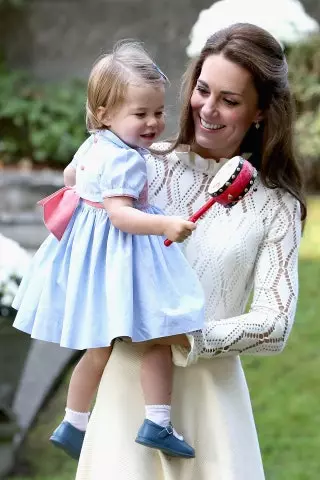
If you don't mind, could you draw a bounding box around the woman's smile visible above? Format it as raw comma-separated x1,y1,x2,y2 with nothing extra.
199,117,226,131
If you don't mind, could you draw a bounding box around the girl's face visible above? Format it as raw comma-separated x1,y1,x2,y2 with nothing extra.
104,84,165,149
190,53,263,159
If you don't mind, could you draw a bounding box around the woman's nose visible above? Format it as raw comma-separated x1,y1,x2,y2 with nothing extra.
202,98,218,117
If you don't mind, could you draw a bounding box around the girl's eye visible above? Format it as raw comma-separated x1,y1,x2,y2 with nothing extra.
224,99,238,106
155,111,164,118
135,113,145,118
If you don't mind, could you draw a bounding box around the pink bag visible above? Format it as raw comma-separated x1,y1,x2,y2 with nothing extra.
37,187,81,240
38,186,105,240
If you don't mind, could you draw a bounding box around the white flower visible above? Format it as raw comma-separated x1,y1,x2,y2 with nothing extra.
0,268,11,284
0,234,30,307
0,233,30,279
187,0,319,57
1,293,14,307
6,280,20,296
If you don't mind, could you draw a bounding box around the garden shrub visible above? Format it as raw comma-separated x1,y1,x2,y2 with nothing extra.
287,34,320,191
0,60,87,168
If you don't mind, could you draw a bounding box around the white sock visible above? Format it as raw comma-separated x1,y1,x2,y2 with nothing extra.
64,408,90,431
145,405,183,440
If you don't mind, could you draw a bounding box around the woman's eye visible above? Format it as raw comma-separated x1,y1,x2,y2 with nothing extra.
224,99,238,106
196,85,209,95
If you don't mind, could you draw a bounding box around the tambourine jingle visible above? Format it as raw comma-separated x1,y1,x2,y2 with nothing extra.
208,157,257,207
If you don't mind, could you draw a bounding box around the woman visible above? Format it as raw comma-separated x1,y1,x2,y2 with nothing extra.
76,23,305,479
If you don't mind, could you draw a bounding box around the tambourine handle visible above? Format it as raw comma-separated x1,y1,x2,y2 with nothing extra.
188,197,217,222
164,238,174,247
164,157,257,247
164,197,217,246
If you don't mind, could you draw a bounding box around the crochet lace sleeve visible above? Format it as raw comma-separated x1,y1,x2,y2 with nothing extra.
172,193,302,367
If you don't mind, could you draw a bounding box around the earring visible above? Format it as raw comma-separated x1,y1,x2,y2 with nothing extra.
255,121,260,130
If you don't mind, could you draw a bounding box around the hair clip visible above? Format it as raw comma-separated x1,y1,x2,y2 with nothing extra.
152,62,169,82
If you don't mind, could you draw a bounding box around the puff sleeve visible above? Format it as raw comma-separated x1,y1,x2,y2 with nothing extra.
100,148,147,199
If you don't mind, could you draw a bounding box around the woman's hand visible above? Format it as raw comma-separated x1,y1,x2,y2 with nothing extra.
163,217,196,243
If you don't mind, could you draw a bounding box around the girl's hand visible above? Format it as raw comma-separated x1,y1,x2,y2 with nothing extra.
163,217,196,243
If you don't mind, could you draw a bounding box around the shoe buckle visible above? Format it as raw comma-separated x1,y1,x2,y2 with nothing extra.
158,424,174,439
165,425,173,435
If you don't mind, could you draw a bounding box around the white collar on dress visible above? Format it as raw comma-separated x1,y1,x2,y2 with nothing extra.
174,144,251,176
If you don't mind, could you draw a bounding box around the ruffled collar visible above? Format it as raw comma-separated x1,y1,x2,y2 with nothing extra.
175,144,251,176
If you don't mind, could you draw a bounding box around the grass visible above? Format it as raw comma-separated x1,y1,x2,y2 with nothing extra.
9,197,320,480
243,257,320,480
243,196,320,479
9,370,77,480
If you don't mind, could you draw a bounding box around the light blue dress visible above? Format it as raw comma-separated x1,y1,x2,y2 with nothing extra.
12,130,204,350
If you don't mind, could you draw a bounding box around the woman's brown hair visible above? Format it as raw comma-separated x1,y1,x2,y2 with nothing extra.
168,23,307,220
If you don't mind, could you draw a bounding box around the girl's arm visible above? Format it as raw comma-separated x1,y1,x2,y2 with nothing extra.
64,165,76,187
170,193,302,366
64,135,93,186
103,196,196,241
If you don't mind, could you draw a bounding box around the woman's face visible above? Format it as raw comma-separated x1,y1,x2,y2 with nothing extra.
190,53,262,159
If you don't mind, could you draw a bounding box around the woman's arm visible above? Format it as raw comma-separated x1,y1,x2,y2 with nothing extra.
171,193,302,366
103,196,196,241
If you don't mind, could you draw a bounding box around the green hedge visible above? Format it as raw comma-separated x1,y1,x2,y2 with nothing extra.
0,34,319,189
287,34,320,192
0,61,87,167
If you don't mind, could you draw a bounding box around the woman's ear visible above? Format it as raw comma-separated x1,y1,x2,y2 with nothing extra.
96,106,111,127
254,110,264,124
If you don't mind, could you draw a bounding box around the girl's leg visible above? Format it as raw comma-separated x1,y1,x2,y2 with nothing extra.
64,347,112,430
140,344,182,440
50,346,112,459
141,344,172,405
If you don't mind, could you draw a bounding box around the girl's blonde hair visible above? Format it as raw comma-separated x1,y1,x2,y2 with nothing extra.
86,41,168,131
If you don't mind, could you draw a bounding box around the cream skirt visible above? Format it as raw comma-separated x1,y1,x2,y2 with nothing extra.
76,341,265,480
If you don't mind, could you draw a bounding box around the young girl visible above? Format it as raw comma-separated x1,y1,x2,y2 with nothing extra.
12,42,204,460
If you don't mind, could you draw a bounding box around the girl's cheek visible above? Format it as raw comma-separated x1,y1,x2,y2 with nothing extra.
156,121,165,137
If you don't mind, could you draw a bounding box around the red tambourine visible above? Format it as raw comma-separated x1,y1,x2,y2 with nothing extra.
164,156,257,246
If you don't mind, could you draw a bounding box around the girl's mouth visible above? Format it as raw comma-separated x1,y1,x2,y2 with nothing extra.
141,133,156,139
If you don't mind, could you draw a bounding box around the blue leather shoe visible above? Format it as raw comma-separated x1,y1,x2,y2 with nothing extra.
135,419,195,458
50,421,85,460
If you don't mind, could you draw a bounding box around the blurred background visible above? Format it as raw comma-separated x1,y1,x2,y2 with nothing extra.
0,0,319,478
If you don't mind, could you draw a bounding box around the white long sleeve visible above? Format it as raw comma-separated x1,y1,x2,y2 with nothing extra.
174,193,301,366
145,144,302,367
